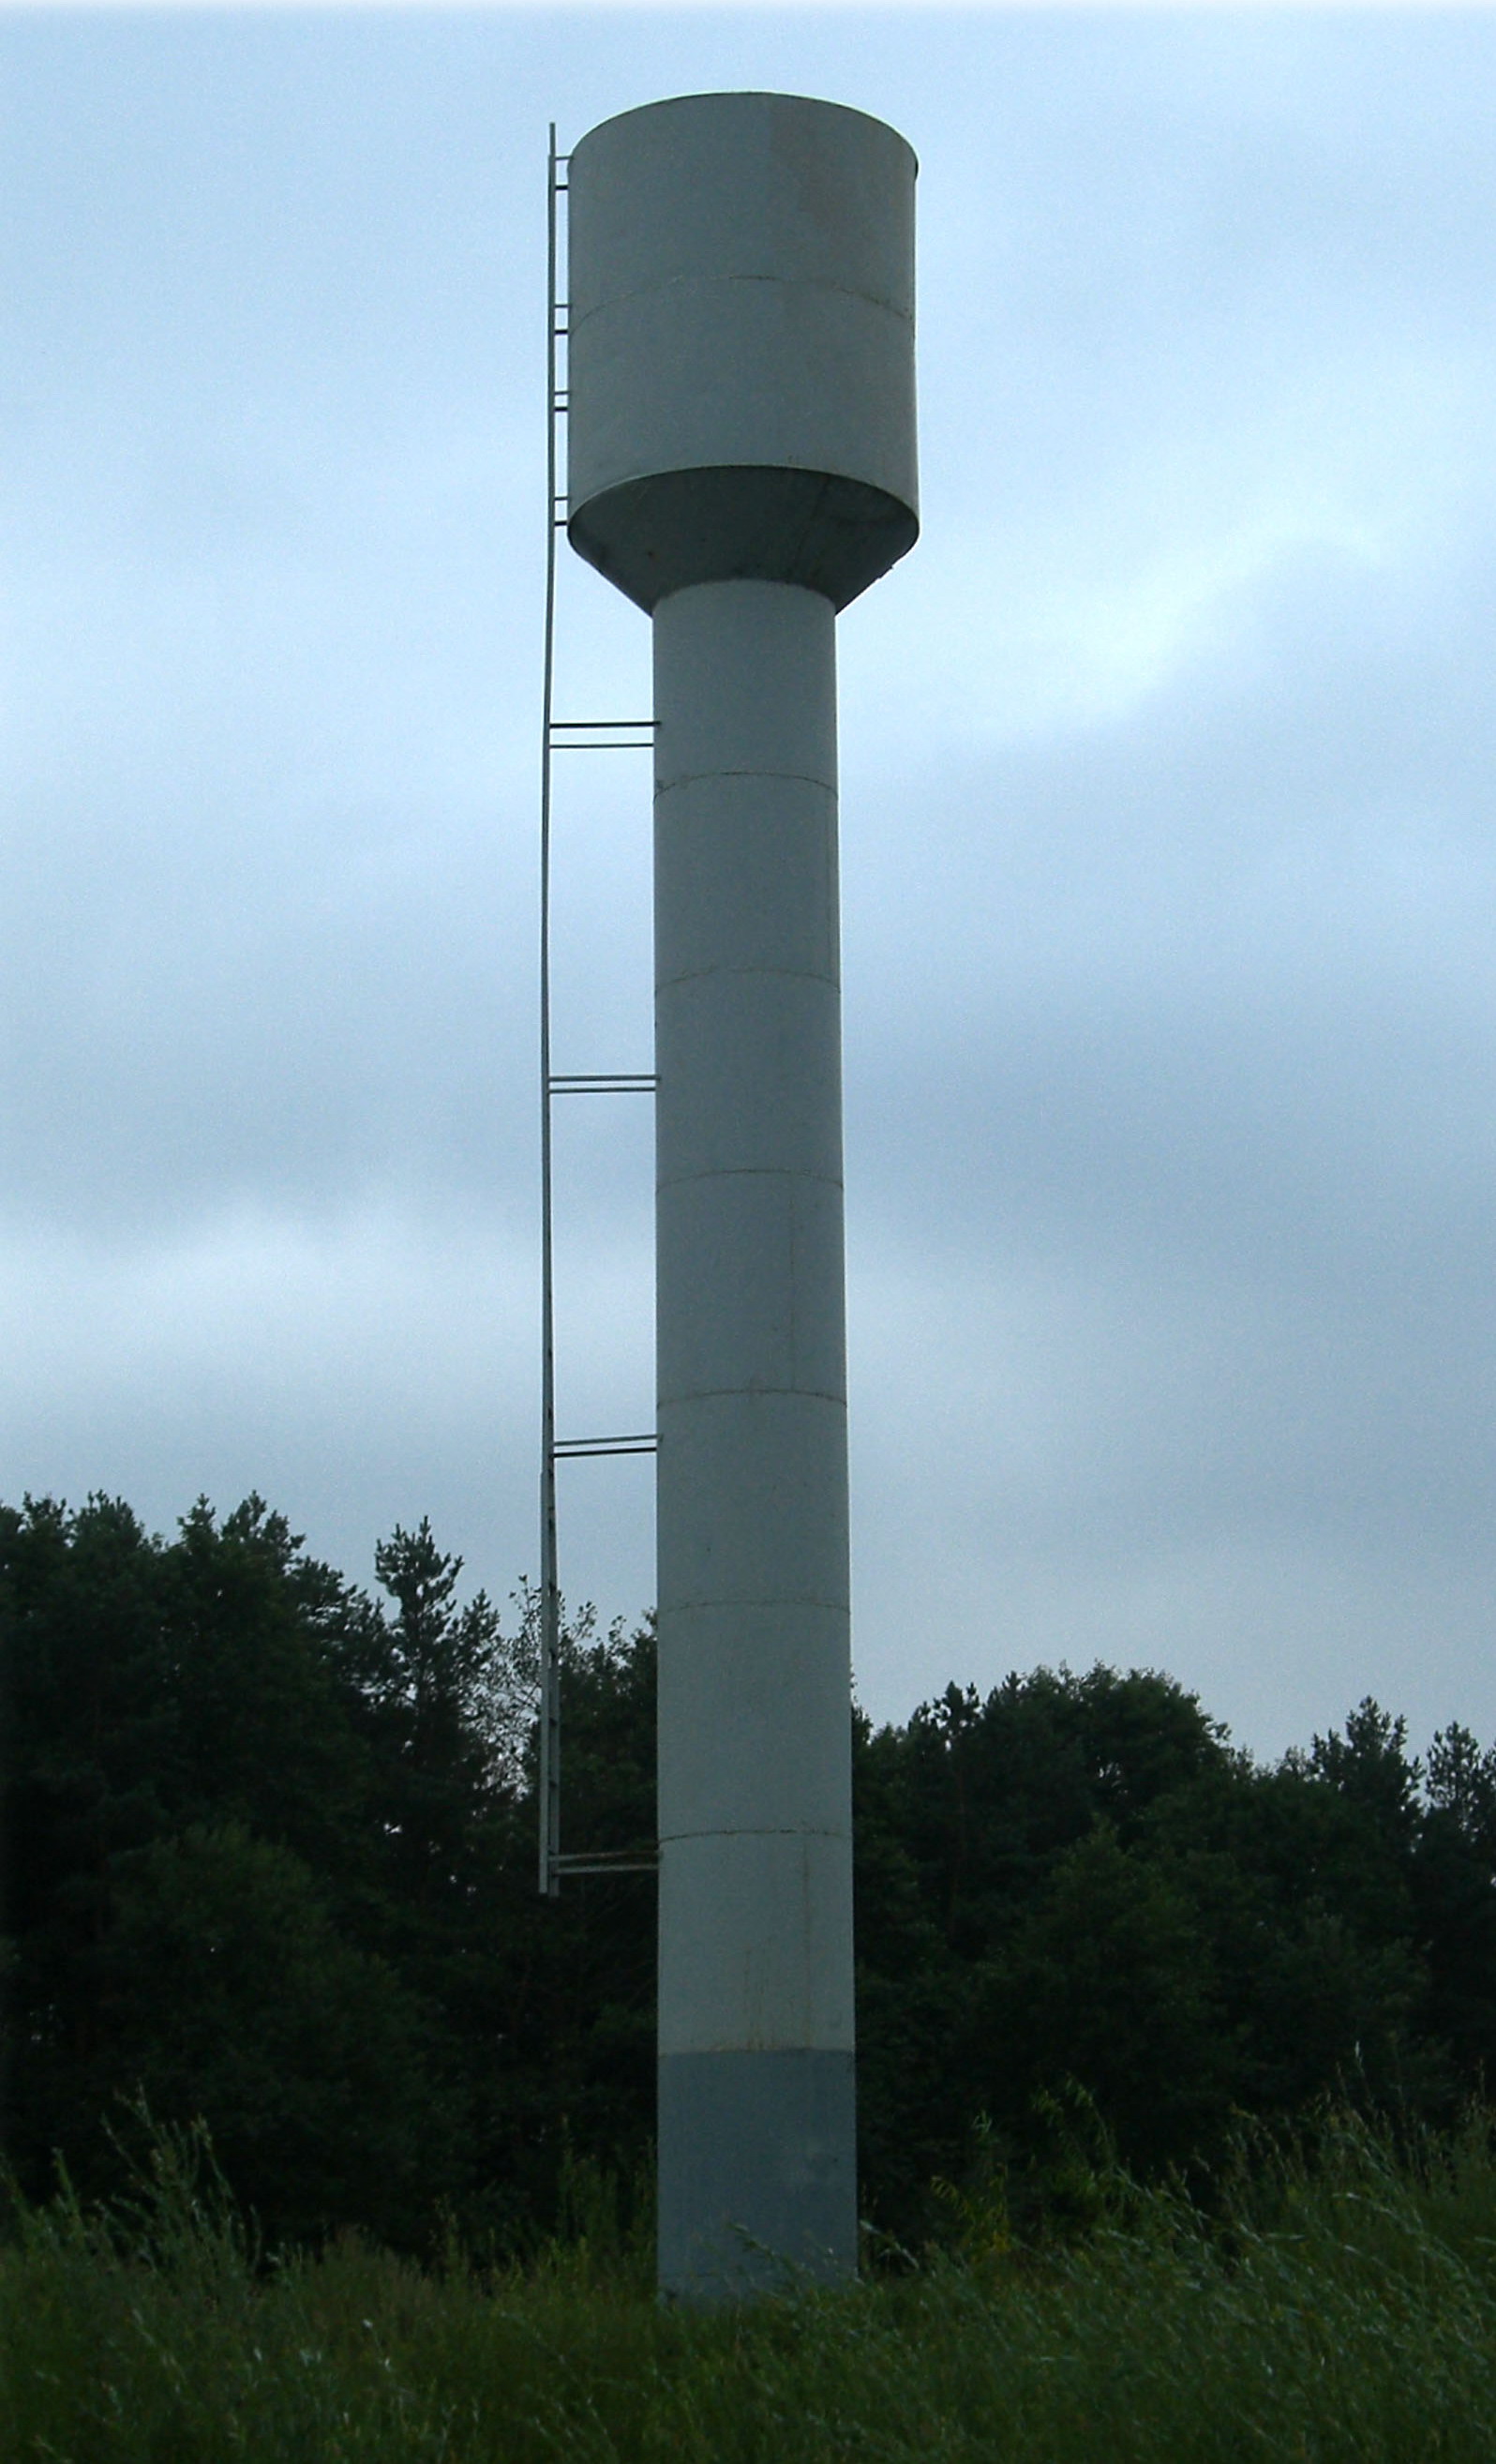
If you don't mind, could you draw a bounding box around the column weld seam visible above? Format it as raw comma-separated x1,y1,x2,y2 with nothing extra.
655,767,835,793
656,1165,844,1191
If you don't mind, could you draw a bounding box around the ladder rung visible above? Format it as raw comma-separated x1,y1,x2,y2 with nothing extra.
549,1074,656,1094
553,1435,657,1459
547,718,654,753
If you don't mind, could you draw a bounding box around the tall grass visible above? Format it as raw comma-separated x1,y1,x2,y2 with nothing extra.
5,2108,1496,2460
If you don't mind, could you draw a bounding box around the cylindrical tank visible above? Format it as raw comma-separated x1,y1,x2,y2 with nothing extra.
567,92,917,614
566,90,917,2302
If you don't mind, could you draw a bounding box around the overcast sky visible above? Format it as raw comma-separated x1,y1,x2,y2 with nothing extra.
6,8,1496,1763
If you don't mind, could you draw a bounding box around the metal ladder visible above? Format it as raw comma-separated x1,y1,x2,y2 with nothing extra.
537,127,659,1893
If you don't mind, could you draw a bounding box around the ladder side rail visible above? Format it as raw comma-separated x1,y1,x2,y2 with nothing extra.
537,123,565,1897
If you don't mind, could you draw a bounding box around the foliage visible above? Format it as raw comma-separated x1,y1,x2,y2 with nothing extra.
5,2106,1496,2460
855,1665,1494,2240
0,1494,653,2252
7,1486,1496,2257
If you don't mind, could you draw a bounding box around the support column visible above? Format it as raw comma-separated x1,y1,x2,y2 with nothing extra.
652,578,856,2298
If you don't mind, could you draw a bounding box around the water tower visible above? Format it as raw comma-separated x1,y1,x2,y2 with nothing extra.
564,88,918,2300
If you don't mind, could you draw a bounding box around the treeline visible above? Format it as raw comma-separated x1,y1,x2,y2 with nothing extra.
4,1492,1496,2254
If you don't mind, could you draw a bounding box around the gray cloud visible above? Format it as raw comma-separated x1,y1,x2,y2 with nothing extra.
7,10,1496,1760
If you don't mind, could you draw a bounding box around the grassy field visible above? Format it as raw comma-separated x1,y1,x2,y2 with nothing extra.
4,2111,1496,2461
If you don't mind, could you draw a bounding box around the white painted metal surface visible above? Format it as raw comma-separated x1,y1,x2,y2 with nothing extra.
654,578,853,2061
568,92,917,615
565,88,917,2300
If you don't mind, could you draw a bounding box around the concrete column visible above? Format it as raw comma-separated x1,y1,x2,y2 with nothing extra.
653,578,855,2296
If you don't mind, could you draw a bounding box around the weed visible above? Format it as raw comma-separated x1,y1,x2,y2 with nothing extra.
4,2104,1496,2460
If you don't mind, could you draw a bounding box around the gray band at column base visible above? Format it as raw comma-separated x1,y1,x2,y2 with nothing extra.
657,2047,857,2300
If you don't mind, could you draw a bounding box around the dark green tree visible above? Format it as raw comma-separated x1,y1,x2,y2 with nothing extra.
101,1822,437,2244
14,1491,1496,2259
0,1496,449,2242
1413,1721,1496,2097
